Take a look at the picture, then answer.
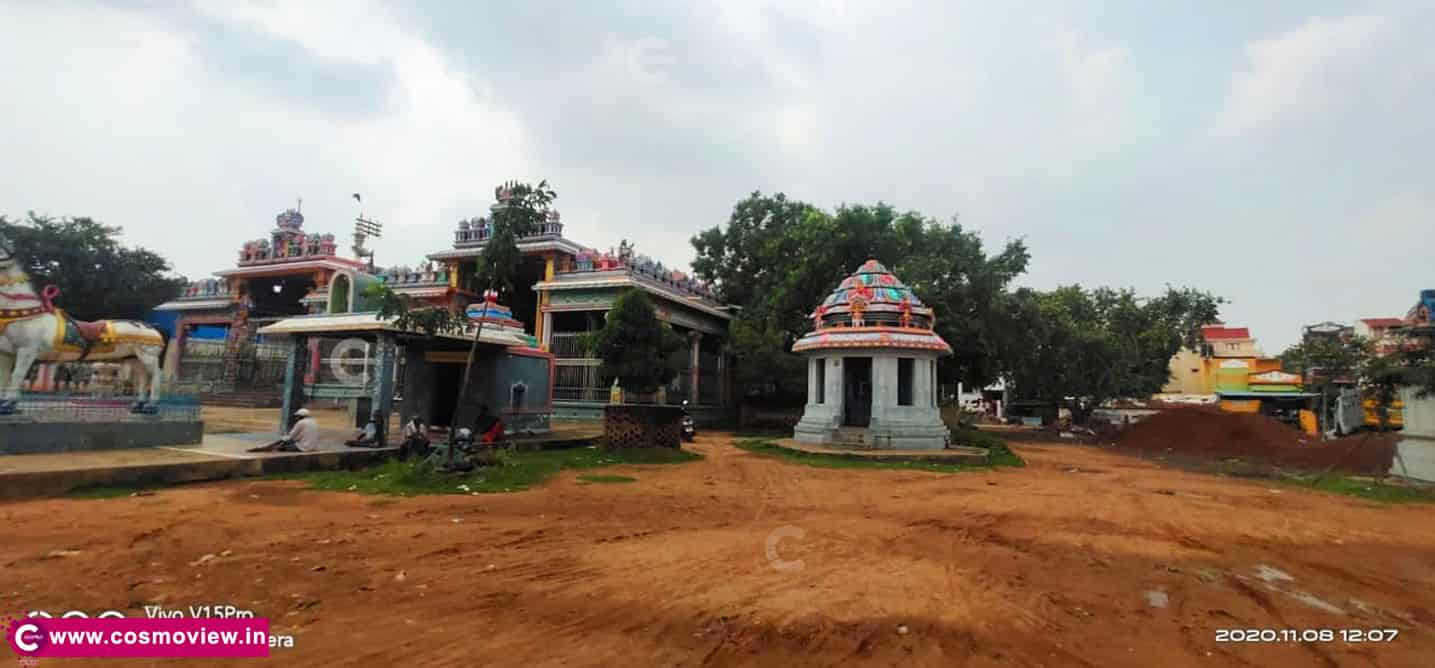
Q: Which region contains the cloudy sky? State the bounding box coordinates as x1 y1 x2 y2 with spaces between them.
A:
2 0 1431 351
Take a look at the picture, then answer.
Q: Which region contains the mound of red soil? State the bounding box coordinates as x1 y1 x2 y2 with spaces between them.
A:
1115 406 1397 474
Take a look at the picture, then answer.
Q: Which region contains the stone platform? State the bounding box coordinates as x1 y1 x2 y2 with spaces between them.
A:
0 427 602 500
774 438 990 464
0 420 205 455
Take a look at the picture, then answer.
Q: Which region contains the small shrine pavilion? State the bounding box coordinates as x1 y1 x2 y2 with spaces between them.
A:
792 259 952 450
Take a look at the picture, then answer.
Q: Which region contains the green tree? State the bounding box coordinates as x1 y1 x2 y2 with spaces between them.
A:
1003 285 1223 424
0 212 185 320
1280 333 1367 433
366 283 464 337
690 192 1029 402
589 290 684 395
474 181 555 295
458 181 556 401
1358 327 1435 431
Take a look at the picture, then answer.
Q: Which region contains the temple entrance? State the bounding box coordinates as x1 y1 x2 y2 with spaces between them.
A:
843 357 872 427
430 362 462 428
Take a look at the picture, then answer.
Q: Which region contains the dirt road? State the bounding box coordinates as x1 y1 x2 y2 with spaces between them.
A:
2 434 1432 667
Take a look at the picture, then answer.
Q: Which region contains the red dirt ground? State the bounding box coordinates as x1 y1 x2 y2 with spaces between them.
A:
3 433 1433 667
1115 406 1398 474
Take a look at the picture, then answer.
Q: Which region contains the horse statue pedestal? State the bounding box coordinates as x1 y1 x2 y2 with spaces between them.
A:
0 397 203 455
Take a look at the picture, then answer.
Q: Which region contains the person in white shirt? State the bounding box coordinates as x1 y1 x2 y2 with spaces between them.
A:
248 408 321 453
345 410 382 448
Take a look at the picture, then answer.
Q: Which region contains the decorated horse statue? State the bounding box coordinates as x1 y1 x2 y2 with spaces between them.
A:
0 233 167 414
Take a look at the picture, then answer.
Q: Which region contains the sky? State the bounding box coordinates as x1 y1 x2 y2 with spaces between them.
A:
1 0 1431 352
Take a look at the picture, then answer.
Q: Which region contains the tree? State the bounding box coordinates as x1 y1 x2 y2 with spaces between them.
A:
588 290 684 395
1280 333 1368 434
458 181 556 405
367 283 464 337
0 212 185 320
690 192 1029 402
1359 327 1435 431
1002 285 1223 424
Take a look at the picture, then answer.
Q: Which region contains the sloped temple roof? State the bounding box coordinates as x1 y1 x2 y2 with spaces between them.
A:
793 258 951 354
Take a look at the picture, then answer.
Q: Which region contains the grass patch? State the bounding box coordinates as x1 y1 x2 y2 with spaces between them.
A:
1278 473 1435 504
297 446 698 496
951 428 1025 467
577 474 637 484
66 483 156 499
735 439 1021 472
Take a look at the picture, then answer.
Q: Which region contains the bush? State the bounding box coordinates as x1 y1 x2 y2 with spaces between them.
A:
950 427 1025 467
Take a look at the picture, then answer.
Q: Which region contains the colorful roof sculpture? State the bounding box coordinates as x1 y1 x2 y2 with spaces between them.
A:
792 258 951 354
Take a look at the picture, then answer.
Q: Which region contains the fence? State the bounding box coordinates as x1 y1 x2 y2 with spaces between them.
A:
554 360 606 402
173 339 288 394
3 395 202 423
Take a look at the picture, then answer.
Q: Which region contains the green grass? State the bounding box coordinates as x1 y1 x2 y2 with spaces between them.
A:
66 483 156 499
734 437 1023 472
1278 473 1435 504
577 474 638 484
950 428 1025 466
298 446 698 496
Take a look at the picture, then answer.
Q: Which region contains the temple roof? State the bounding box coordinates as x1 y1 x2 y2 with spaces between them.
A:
792 258 950 355
820 259 929 311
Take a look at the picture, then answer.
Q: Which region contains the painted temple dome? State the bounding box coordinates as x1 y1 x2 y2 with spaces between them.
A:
821 259 926 310
792 258 952 354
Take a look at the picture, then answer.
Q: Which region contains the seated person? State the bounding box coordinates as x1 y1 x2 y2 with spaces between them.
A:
399 415 430 460
345 410 383 448
473 405 505 444
248 408 320 453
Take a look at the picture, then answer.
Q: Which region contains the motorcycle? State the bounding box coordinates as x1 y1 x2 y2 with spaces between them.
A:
681 400 697 442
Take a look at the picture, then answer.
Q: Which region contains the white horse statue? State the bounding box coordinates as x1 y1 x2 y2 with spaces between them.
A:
0 233 167 414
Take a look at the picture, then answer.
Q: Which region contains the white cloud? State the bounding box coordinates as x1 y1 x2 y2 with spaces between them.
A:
0 1 537 278
1051 29 1131 142
1221 14 1394 133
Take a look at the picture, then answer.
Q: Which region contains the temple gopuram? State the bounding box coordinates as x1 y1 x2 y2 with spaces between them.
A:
155 187 735 424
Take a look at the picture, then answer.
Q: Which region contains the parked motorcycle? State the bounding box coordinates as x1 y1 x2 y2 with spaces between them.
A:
681 400 697 442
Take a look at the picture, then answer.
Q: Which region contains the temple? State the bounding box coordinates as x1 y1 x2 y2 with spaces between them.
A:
154 187 736 426
791 259 952 449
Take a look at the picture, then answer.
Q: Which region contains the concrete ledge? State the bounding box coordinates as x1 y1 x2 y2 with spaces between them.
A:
773 438 989 464
0 421 205 455
0 447 396 500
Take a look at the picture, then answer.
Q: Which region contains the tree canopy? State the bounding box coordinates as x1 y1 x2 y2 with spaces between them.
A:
589 290 685 395
1001 285 1223 422
474 180 555 297
0 212 185 321
367 282 463 337
691 192 1029 401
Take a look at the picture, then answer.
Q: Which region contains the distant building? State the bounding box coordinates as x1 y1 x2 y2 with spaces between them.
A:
1162 324 1277 396
1356 317 1406 356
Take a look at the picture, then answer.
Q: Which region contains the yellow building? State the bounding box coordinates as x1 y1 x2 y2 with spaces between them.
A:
1163 325 1278 396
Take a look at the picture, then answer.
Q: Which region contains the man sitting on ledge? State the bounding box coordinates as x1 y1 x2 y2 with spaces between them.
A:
345 410 383 448
248 408 320 453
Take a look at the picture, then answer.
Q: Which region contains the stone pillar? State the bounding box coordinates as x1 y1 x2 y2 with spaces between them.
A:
807 358 818 405
535 253 555 346
279 335 308 434
541 310 553 351
371 334 397 445
304 338 321 384
826 357 845 424
870 355 898 428
167 319 189 382
688 331 702 403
